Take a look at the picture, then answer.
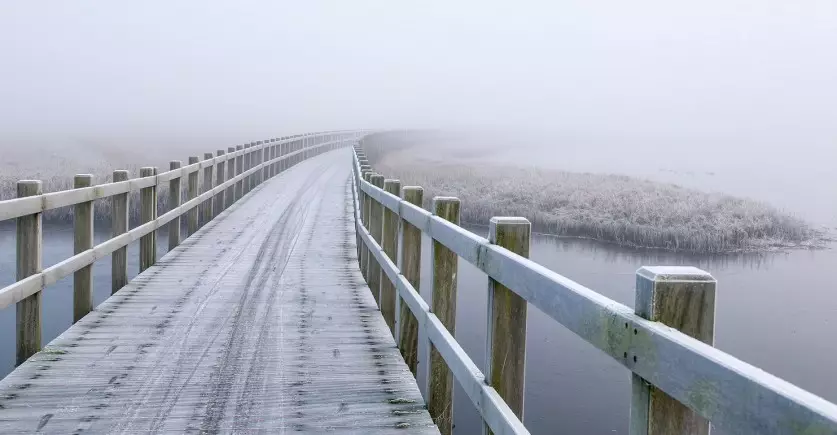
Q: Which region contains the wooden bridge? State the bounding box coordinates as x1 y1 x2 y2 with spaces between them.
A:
0 131 836 434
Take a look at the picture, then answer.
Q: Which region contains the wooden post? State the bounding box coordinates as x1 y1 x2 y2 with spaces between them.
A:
381 179 401 335
244 144 252 195
214 149 225 217
359 171 372 280
428 196 460 435
139 167 157 272
168 161 182 251
367 174 385 305
187 157 199 236
73 174 94 322
262 143 269 182
201 152 213 226
485 217 531 431
112 170 129 294
16 180 42 365
399 186 423 375
631 266 716 435
226 147 235 209
235 145 244 201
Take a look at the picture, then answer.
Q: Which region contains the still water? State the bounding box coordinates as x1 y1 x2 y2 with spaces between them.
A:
417 227 837 434
0 224 835 434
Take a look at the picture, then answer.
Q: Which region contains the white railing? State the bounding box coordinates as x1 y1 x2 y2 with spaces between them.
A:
350 142 837 435
0 130 362 365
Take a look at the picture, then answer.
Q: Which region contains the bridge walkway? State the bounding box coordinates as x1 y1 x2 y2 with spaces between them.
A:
0 149 437 434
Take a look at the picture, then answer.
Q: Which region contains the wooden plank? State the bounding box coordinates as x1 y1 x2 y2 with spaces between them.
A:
485 217 531 433
631 266 715 435
139 167 157 272
428 196 460 435
381 179 401 335
73 174 94 322
112 170 129 294
16 180 42 366
398 186 423 376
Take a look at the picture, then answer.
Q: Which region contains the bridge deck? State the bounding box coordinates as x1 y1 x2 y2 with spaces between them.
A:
0 149 437 434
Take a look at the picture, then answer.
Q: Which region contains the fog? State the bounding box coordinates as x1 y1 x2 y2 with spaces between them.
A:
1 1 836 218
1 1 834 137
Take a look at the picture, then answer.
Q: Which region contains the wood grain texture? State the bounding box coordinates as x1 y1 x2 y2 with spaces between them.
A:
632 266 716 435
0 149 438 434
168 162 182 251
16 180 42 366
367 174 385 306
360 172 372 281
398 186 423 376
187 156 200 236
214 150 225 218
381 179 401 335
226 147 236 209
486 217 531 433
73 174 94 322
112 170 130 294
139 167 157 273
201 152 214 227
428 196 460 435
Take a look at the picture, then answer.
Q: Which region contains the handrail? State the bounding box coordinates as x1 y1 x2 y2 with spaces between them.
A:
0 134 357 310
1 131 366 367
350 144 837 434
0 131 361 222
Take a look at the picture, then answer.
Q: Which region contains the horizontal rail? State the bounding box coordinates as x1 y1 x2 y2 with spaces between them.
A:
0 136 353 310
0 130 363 222
351 149 837 434
350 172 529 435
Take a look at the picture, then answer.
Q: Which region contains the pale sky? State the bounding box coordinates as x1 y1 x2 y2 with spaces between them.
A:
1 1 835 150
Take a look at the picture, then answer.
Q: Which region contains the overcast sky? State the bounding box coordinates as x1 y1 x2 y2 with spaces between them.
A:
1 1 835 149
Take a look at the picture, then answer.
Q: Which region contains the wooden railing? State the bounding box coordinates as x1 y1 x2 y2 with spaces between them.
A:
0 131 361 366
350 142 837 435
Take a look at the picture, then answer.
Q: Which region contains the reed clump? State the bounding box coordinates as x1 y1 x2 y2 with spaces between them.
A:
362 132 823 254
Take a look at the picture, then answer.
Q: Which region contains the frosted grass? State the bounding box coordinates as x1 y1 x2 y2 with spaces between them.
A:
362 132 823 254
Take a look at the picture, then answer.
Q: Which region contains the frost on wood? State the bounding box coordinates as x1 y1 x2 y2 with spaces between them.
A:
361 132 823 254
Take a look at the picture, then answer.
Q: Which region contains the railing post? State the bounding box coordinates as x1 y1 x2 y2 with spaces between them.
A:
187 156 199 236
381 179 401 335
16 180 42 365
214 150 225 217
269 141 275 178
202 152 214 226
367 174 385 305
262 143 269 182
112 170 129 294
235 145 244 201
226 147 235 209
399 186 423 375
244 144 252 195
428 196 460 435
168 161 182 251
73 174 94 322
631 266 716 435
359 171 371 280
485 217 531 432
139 167 157 272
